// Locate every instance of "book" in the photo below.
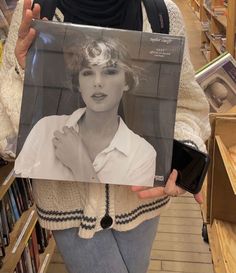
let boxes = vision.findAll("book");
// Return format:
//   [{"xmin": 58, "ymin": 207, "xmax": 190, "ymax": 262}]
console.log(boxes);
[
  {"xmin": 23, "ymin": 243, "xmax": 34, "ymax": 273},
  {"xmin": 15, "ymin": 20, "xmax": 185, "ymax": 187},
  {"xmin": 35, "ymin": 222, "xmax": 46, "ymax": 254},
  {"xmin": 8, "ymin": 186, "xmax": 20, "ymax": 221},
  {"xmin": 31, "ymin": 228, "xmax": 40, "ymax": 272},
  {"xmin": 0, "ymin": 199, "xmax": 10, "ymax": 246},
  {"xmin": 195, "ymin": 52, "xmax": 236, "ymax": 113}
]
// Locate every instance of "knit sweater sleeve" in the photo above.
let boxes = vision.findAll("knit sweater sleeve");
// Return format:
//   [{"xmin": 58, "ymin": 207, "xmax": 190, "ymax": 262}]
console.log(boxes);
[
  {"xmin": 0, "ymin": 0, "xmax": 24, "ymax": 158},
  {"xmin": 165, "ymin": 0, "xmax": 211, "ymax": 152}
]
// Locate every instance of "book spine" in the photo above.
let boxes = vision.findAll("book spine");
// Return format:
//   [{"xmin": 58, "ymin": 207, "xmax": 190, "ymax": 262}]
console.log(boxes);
[
  {"xmin": 11, "ymin": 181, "xmax": 23, "ymax": 216},
  {"xmin": 31, "ymin": 228, "xmax": 40, "ymax": 272},
  {"xmin": 8, "ymin": 187, "xmax": 20, "ymax": 221},
  {"xmin": 0, "ymin": 199, "xmax": 10, "ymax": 246},
  {"xmin": 23, "ymin": 243, "xmax": 34, "ymax": 273}
]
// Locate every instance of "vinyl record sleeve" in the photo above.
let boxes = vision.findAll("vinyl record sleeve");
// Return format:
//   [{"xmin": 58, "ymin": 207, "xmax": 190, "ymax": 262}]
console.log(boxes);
[{"xmin": 14, "ymin": 20, "xmax": 185, "ymax": 187}]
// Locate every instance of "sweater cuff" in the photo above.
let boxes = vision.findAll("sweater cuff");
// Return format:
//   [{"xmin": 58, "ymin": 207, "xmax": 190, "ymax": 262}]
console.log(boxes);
[{"xmin": 180, "ymin": 140, "xmax": 199, "ymax": 150}]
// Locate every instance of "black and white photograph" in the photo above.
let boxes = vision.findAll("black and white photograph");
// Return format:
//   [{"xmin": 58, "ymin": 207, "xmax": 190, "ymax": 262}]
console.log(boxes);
[{"xmin": 14, "ymin": 20, "xmax": 185, "ymax": 187}]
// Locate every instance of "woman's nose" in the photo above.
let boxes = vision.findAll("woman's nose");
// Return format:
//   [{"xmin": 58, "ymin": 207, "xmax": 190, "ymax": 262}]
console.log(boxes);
[{"xmin": 93, "ymin": 73, "xmax": 103, "ymax": 88}]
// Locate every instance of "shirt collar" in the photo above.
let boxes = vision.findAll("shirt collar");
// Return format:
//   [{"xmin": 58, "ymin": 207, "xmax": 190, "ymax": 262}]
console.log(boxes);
[
  {"xmin": 103, "ymin": 117, "xmax": 131, "ymax": 157},
  {"xmin": 65, "ymin": 108, "xmax": 131, "ymax": 157}
]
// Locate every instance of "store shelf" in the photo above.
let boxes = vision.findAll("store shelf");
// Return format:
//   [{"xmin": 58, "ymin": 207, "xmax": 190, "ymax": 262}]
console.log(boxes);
[
  {"xmin": 213, "ymin": 15, "xmax": 227, "ymax": 28},
  {"xmin": 0, "ymin": 163, "xmax": 15, "ymax": 201},
  {"xmin": 208, "ymin": 219, "xmax": 236, "ymax": 273},
  {"xmin": 211, "ymin": 39, "xmax": 225, "ymax": 54},
  {"xmin": 38, "ymin": 238, "xmax": 56, "ymax": 273},
  {"xmin": 201, "ymin": 0, "xmax": 236, "ymax": 60},
  {"xmin": 0, "ymin": 206, "xmax": 38, "ymax": 273}
]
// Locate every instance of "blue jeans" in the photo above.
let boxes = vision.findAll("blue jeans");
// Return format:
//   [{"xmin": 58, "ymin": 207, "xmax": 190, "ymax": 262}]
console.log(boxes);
[{"xmin": 53, "ymin": 217, "xmax": 159, "ymax": 273}]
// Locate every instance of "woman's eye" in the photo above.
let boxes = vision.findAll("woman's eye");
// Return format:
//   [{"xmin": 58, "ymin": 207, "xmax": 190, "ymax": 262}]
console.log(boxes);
[
  {"xmin": 103, "ymin": 68, "xmax": 119, "ymax": 75},
  {"xmin": 81, "ymin": 70, "xmax": 93, "ymax": 76}
]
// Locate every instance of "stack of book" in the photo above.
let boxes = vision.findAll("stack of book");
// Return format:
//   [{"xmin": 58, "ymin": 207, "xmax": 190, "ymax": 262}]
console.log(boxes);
[
  {"xmin": 201, "ymin": 21, "xmax": 210, "ymax": 32},
  {"xmin": 212, "ymin": 5, "xmax": 227, "ymax": 16},
  {"xmin": 14, "ymin": 223, "xmax": 52, "ymax": 273},
  {"xmin": 0, "ymin": 178, "xmax": 34, "ymax": 266}
]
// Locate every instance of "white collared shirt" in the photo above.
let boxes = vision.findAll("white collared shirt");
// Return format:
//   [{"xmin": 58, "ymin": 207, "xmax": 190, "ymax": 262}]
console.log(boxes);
[{"xmin": 15, "ymin": 108, "xmax": 156, "ymax": 186}]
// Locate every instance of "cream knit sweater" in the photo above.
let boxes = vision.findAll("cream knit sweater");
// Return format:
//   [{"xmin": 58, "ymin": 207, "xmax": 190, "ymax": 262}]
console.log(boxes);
[{"xmin": 0, "ymin": 0, "xmax": 211, "ymax": 238}]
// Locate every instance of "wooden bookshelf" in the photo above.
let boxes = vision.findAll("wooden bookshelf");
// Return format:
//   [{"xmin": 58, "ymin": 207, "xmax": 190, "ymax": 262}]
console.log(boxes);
[
  {"xmin": 204, "ymin": 113, "xmax": 236, "ymax": 273},
  {"xmin": 0, "ymin": 163, "xmax": 15, "ymax": 201},
  {"xmin": 199, "ymin": 0, "xmax": 236, "ymax": 60},
  {"xmin": 0, "ymin": 164, "xmax": 56, "ymax": 273},
  {"xmin": 208, "ymin": 219, "xmax": 236, "ymax": 273},
  {"xmin": 0, "ymin": 206, "xmax": 37, "ymax": 273},
  {"xmin": 189, "ymin": 0, "xmax": 203, "ymax": 19},
  {"xmin": 38, "ymin": 238, "xmax": 56, "ymax": 273}
]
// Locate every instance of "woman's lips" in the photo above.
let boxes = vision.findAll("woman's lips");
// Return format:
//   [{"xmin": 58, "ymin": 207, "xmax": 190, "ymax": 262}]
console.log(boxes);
[{"xmin": 91, "ymin": 93, "xmax": 107, "ymax": 101}]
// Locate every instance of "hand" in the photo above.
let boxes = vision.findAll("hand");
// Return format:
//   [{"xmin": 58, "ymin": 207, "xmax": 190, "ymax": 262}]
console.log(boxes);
[
  {"xmin": 52, "ymin": 126, "xmax": 85, "ymax": 170},
  {"xmin": 131, "ymin": 169, "xmax": 203, "ymax": 204},
  {"xmin": 15, "ymin": 0, "xmax": 41, "ymax": 69},
  {"xmin": 52, "ymin": 126, "xmax": 99, "ymax": 182}
]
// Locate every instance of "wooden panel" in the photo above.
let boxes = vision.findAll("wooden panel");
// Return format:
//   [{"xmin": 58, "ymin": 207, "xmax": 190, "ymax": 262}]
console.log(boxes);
[
  {"xmin": 206, "ymin": 114, "xmax": 236, "ymax": 223},
  {"xmin": 156, "ymin": 232, "xmax": 205, "ymax": 243},
  {"xmin": 152, "ymin": 241, "xmax": 210, "ymax": 253},
  {"xmin": 216, "ymin": 220, "xmax": 236, "ymax": 273},
  {"xmin": 39, "ymin": 238, "xmax": 56, "ymax": 273},
  {"xmin": 168, "ymin": 203, "xmax": 200, "ymax": 211},
  {"xmin": 210, "ymin": 136, "xmax": 236, "ymax": 224},
  {"xmin": 161, "ymin": 209, "xmax": 201, "ymax": 218},
  {"xmin": 151, "ymin": 249, "xmax": 212, "ymax": 263},
  {"xmin": 47, "ymin": 263, "xmax": 68, "ymax": 273},
  {"xmin": 208, "ymin": 220, "xmax": 236, "ymax": 273},
  {"xmin": 0, "ymin": 163, "xmax": 14, "ymax": 201},
  {"xmin": 214, "ymin": 117, "xmax": 236, "ymax": 148},
  {"xmin": 215, "ymin": 136, "xmax": 236, "ymax": 193},
  {"xmin": 159, "ymin": 216, "xmax": 203, "ymax": 226},
  {"xmin": 162, "ymin": 261, "xmax": 214, "ymax": 273},
  {"xmin": 148, "ymin": 260, "xmax": 162, "ymax": 271},
  {"xmin": 158, "ymin": 224, "xmax": 202, "ymax": 235},
  {"xmin": 226, "ymin": 0, "xmax": 236, "ymax": 55}
]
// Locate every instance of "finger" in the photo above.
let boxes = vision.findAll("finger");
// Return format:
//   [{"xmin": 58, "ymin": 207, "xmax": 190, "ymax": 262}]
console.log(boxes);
[
  {"xmin": 136, "ymin": 187, "xmax": 166, "ymax": 199},
  {"xmin": 52, "ymin": 138, "xmax": 61, "ymax": 148},
  {"xmin": 62, "ymin": 126, "xmax": 71, "ymax": 134},
  {"xmin": 22, "ymin": 0, "xmax": 32, "ymax": 18},
  {"xmin": 163, "ymin": 169, "xmax": 178, "ymax": 195},
  {"xmin": 19, "ymin": 27, "xmax": 36, "ymax": 51},
  {"xmin": 18, "ymin": 9, "xmax": 33, "ymax": 39},
  {"xmin": 32, "ymin": 3, "xmax": 41, "ymax": 19},
  {"xmin": 194, "ymin": 191, "xmax": 203, "ymax": 204}
]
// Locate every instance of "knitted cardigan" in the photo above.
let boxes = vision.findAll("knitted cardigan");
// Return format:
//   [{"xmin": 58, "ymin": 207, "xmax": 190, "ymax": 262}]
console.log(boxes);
[{"xmin": 0, "ymin": 0, "xmax": 211, "ymax": 238}]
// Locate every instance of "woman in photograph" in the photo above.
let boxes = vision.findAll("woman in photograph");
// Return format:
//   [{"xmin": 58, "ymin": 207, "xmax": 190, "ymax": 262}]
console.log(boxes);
[
  {"xmin": 14, "ymin": 38, "xmax": 157, "ymax": 186},
  {"xmin": 0, "ymin": 0, "xmax": 211, "ymax": 273}
]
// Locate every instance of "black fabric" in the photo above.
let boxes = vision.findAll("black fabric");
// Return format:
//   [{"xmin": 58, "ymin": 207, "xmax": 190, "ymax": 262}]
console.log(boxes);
[
  {"xmin": 142, "ymin": 0, "xmax": 169, "ymax": 33},
  {"xmin": 57, "ymin": 0, "xmax": 143, "ymax": 31},
  {"xmin": 33, "ymin": 0, "xmax": 58, "ymax": 20},
  {"xmin": 33, "ymin": 0, "xmax": 169, "ymax": 33}
]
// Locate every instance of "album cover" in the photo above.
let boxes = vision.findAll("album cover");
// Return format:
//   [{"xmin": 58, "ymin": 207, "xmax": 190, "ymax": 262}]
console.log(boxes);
[
  {"xmin": 14, "ymin": 20, "xmax": 185, "ymax": 187},
  {"xmin": 196, "ymin": 52, "xmax": 236, "ymax": 113}
]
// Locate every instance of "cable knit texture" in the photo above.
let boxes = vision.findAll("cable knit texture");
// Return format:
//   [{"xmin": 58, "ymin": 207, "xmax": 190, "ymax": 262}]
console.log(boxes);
[{"xmin": 0, "ymin": 0, "xmax": 211, "ymax": 238}]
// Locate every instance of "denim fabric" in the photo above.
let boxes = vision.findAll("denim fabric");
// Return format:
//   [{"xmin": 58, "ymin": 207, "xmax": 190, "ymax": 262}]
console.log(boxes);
[{"xmin": 53, "ymin": 217, "xmax": 159, "ymax": 273}]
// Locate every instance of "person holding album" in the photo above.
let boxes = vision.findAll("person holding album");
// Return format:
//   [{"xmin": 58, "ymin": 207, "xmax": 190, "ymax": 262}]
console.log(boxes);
[
  {"xmin": 14, "ymin": 38, "xmax": 157, "ymax": 186},
  {"xmin": 0, "ymin": 0, "xmax": 211, "ymax": 272}
]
